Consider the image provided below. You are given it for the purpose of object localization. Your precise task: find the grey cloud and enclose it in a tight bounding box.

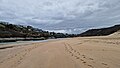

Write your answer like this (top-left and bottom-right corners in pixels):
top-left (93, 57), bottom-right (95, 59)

top-left (0, 0), bottom-right (120, 34)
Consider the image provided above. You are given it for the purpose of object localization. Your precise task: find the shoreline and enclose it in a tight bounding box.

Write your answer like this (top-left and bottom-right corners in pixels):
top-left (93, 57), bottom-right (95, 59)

top-left (0, 38), bottom-right (64, 50)
top-left (0, 37), bottom-right (46, 43)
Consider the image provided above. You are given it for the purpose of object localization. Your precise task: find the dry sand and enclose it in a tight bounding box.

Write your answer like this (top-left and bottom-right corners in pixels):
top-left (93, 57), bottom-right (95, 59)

top-left (0, 36), bottom-right (120, 68)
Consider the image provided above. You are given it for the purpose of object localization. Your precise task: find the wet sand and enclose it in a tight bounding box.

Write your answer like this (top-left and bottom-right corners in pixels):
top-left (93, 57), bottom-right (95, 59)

top-left (0, 36), bottom-right (120, 68)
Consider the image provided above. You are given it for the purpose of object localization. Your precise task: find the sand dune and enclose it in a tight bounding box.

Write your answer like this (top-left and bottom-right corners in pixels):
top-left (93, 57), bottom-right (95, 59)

top-left (0, 36), bottom-right (120, 68)
top-left (109, 30), bottom-right (120, 37)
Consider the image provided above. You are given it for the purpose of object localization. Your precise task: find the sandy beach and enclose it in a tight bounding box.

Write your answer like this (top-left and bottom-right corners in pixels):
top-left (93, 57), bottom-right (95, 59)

top-left (0, 36), bottom-right (120, 68)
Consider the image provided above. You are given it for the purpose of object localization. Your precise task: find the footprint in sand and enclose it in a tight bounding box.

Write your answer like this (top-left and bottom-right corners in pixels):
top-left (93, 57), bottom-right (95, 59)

top-left (74, 50), bottom-right (76, 52)
top-left (83, 61), bottom-right (86, 64)
top-left (71, 48), bottom-right (73, 50)
top-left (102, 62), bottom-right (108, 66)
top-left (69, 51), bottom-right (72, 53)
top-left (83, 56), bottom-right (86, 58)
top-left (0, 61), bottom-right (3, 64)
top-left (19, 57), bottom-right (23, 60)
top-left (82, 55), bottom-right (86, 58)
top-left (14, 54), bottom-right (18, 56)
top-left (87, 64), bottom-right (94, 68)
top-left (102, 63), bottom-right (108, 65)
top-left (101, 62), bottom-right (109, 68)
top-left (76, 56), bottom-right (80, 59)
top-left (82, 55), bottom-right (85, 56)
top-left (80, 59), bottom-right (84, 61)
top-left (89, 58), bottom-right (94, 60)
top-left (24, 49), bottom-right (28, 51)
top-left (77, 52), bottom-right (80, 55)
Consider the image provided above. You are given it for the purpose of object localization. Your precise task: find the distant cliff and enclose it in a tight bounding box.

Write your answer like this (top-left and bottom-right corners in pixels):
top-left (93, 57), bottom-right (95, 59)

top-left (79, 24), bottom-right (120, 37)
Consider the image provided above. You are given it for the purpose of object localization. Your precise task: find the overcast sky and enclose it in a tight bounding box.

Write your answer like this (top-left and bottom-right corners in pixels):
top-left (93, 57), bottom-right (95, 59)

top-left (0, 0), bottom-right (120, 34)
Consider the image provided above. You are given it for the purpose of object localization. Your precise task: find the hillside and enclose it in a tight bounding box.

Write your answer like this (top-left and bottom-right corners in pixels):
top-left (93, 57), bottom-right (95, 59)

top-left (79, 24), bottom-right (120, 37)
top-left (0, 21), bottom-right (78, 38)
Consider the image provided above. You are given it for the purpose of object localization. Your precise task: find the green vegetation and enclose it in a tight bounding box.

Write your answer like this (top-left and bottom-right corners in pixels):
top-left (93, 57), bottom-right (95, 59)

top-left (0, 21), bottom-right (78, 38)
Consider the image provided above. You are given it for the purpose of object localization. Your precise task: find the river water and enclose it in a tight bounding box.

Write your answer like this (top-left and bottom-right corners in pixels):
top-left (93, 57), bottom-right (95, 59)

top-left (0, 39), bottom-right (63, 46)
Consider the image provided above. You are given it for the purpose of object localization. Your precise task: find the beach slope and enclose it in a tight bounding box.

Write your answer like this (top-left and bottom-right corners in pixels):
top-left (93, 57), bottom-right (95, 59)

top-left (0, 36), bottom-right (120, 68)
